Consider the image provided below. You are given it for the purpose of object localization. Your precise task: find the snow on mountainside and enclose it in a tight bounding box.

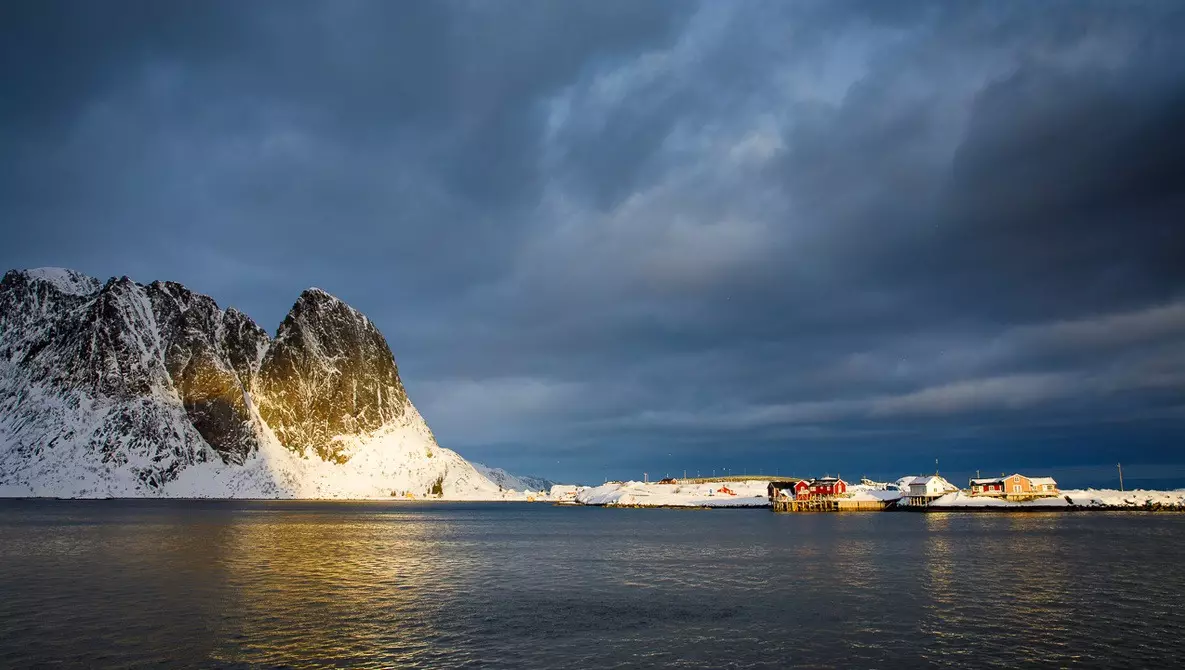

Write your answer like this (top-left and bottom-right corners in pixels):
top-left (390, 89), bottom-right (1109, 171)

top-left (19, 267), bottom-right (103, 296)
top-left (0, 267), bottom-right (502, 499)
top-left (472, 463), bottom-right (556, 492)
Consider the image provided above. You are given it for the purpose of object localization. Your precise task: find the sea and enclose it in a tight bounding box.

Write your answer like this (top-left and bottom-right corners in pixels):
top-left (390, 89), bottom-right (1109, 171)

top-left (1, 500), bottom-right (1183, 668)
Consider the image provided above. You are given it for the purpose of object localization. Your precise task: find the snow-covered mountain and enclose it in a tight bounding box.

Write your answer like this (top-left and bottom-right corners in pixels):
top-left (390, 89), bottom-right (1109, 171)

top-left (472, 463), bottom-right (556, 493)
top-left (0, 267), bottom-right (503, 499)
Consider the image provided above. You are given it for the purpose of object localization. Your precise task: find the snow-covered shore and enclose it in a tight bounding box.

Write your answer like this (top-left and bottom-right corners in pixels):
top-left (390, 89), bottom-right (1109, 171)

top-left (925, 489), bottom-right (1185, 510)
top-left (576, 480), bottom-right (772, 508)
top-left (573, 480), bottom-right (909, 508)
top-left (568, 479), bottom-right (1185, 512)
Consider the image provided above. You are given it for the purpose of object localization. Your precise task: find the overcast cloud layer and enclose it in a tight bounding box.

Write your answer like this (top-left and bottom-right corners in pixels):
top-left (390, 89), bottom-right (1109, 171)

top-left (3, 0), bottom-right (1184, 485)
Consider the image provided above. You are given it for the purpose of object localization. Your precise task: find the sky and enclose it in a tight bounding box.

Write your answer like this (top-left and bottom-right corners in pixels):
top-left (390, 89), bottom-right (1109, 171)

top-left (2, 1), bottom-right (1184, 487)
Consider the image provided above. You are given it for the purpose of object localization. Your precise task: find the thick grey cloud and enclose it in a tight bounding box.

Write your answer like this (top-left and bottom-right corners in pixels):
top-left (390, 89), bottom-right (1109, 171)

top-left (2, 0), bottom-right (1183, 484)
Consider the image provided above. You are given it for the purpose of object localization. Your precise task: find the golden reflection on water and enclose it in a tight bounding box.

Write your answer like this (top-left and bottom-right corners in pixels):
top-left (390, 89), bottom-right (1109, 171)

top-left (835, 524), bottom-right (881, 592)
top-left (918, 512), bottom-right (1079, 663)
top-left (207, 506), bottom-right (459, 668)
top-left (922, 513), bottom-right (956, 606)
top-left (997, 514), bottom-right (1073, 659)
top-left (918, 512), bottom-right (982, 660)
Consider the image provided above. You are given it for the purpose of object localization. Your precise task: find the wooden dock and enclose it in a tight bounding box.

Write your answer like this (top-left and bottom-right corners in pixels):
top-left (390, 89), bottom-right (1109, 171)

top-left (773, 498), bottom-right (894, 513)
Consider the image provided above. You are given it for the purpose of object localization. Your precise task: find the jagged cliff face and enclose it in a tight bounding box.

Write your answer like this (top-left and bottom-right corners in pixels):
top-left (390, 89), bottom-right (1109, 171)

top-left (0, 270), bottom-right (216, 490)
top-left (257, 288), bottom-right (417, 463)
top-left (0, 268), bottom-right (497, 499)
top-left (146, 281), bottom-right (269, 465)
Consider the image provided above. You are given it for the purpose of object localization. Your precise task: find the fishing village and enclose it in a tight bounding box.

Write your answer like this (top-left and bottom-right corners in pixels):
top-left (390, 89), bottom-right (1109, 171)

top-left (548, 468), bottom-right (1185, 512)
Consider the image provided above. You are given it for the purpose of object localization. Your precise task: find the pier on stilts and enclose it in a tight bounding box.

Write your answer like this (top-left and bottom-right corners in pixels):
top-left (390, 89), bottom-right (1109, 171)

top-left (773, 498), bottom-right (894, 513)
top-left (768, 478), bottom-right (897, 512)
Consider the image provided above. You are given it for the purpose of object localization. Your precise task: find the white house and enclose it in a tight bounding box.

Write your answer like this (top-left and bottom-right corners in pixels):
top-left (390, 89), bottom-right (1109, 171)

top-left (905, 475), bottom-right (958, 506)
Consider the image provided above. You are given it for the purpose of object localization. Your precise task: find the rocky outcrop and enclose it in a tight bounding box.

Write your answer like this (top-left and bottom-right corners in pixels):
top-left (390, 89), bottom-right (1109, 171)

top-left (146, 281), bottom-right (269, 465)
top-left (0, 267), bottom-right (495, 499)
top-left (257, 288), bottom-right (418, 462)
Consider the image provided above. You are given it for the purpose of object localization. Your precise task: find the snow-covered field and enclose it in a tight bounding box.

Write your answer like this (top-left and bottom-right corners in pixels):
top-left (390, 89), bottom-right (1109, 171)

top-left (926, 489), bottom-right (1185, 509)
top-left (576, 480), bottom-right (772, 507)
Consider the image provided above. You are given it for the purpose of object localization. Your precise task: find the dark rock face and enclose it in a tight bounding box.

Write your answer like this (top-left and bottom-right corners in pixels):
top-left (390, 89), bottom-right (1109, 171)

top-left (257, 288), bottom-right (415, 462)
top-left (2, 272), bottom-right (163, 399)
top-left (146, 281), bottom-right (270, 465)
top-left (221, 307), bottom-right (269, 395)
top-left (1, 271), bottom-right (214, 488)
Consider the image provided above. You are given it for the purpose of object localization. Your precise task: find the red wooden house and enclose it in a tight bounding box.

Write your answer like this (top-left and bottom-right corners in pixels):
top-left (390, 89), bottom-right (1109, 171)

top-left (795, 476), bottom-right (848, 500)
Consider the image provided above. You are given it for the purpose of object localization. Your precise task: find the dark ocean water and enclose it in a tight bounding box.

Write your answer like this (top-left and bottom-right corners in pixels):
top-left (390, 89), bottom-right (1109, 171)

top-left (1, 501), bottom-right (1183, 669)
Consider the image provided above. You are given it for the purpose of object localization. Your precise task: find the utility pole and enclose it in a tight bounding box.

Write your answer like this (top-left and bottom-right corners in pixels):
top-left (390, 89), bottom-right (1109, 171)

top-left (935, 458), bottom-right (939, 475)
top-left (1118, 463), bottom-right (1124, 492)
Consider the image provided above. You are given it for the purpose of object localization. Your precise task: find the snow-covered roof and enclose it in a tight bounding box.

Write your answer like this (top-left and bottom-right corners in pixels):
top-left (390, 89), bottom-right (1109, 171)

top-left (970, 477), bottom-right (1004, 485)
top-left (909, 475), bottom-right (958, 492)
top-left (1029, 477), bottom-right (1057, 486)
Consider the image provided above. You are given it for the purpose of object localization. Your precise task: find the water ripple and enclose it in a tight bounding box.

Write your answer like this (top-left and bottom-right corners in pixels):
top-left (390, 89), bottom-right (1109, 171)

top-left (1, 502), bottom-right (1183, 668)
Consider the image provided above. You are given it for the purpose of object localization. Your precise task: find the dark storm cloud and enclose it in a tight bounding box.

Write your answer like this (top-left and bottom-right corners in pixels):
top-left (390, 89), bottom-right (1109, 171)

top-left (1, 0), bottom-right (692, 320)
top-left (2, 0), bottom-right (1183, 482)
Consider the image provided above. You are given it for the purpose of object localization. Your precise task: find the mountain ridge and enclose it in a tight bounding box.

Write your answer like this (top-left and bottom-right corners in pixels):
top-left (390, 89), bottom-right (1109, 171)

top-left (472, 463), bottom-right (557, 493)
top-left (0, 267), bottom-right (503, 499)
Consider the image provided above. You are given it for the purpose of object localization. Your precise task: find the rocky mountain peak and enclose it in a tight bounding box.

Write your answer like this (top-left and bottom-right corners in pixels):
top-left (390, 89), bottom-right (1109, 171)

top-left (257, 287), bottom-right (414, 462)
top-left (10, 267), bottom-right (103, 297)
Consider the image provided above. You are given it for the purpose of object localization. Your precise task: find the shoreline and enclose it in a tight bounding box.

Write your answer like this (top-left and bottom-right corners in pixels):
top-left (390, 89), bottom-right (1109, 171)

top-left (900, 505), bottom-right (1185, 513)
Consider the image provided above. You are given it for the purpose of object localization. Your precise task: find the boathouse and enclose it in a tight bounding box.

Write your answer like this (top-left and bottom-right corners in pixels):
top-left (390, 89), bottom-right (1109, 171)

top-left (772, 476), bottom-right (896, 512)
top-left (905, 475), bottom-right (958, 506)
top-left (767, 481), bottom-right (798, 501)
top-left (795, 476), bottom-right (848, 499)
